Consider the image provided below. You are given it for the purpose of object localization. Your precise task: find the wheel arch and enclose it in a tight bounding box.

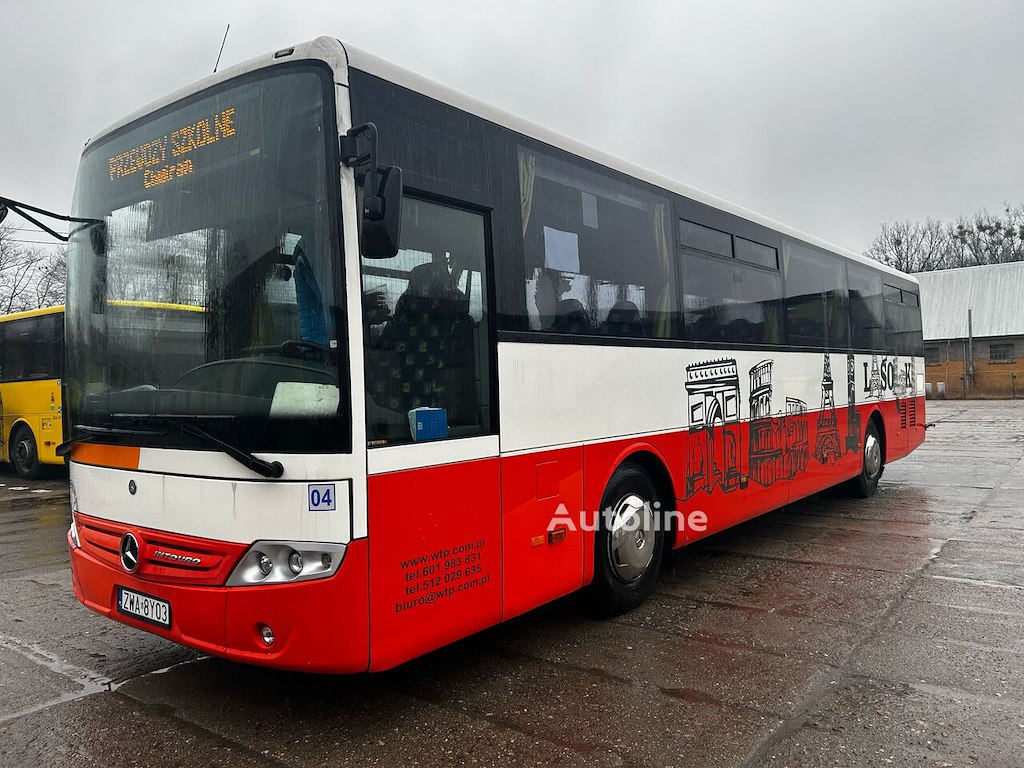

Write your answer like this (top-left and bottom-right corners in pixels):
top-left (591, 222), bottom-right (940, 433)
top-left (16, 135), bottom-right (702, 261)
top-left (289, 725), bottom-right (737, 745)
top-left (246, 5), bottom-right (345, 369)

top-left (587, 446), bottom-right (671, 616)
top-left (602, 444), bottom-right (678, 548)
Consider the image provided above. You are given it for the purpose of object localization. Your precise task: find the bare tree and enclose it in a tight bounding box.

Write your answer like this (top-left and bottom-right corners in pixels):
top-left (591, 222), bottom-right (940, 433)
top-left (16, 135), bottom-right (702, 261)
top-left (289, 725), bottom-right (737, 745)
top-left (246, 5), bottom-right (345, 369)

top-left (0, 225), bottom-right (67, 313)
top-left (864, 218), bottom-right (950, 272)
top-left (947, 205), bottom-right (1024, 267)
top-left (865, 203), bottom-right (1024, 272)
top-left (30, 245), bottom-right (67, 308)
top-left (0, 224), bottom-right (39, 314)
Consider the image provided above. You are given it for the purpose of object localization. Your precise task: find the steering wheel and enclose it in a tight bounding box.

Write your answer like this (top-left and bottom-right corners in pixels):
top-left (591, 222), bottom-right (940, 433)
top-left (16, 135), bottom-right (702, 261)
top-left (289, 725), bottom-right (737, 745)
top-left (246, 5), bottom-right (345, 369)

top-left (279, 339), bottom-right (330, 361)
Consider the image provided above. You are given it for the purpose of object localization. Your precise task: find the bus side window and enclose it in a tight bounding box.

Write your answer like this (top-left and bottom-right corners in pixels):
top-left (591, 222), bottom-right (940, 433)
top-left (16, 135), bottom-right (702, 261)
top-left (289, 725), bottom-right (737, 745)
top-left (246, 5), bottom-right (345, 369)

top-left (518, 147), bottom-right (675, 339)
top-left (783, 241), bottom-right (850, 349)
top-left (678, 225), bottom-right (784, 346)
top-left (848, 264), bottom-right (885, 351)
top-left (1, 317), bottom-right (40, 381)
top-left (884, 285), bottom-right (924, 357)
top-left (360, 197), bottom-right (493, 445)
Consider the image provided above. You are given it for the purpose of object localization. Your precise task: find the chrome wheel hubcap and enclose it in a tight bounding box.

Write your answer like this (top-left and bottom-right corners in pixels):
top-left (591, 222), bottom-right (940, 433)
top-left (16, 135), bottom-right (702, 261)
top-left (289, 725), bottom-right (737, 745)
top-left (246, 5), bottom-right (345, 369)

top-left (606, 493), bottom-right (656, 583)
top-left (864, 433), bottom-right (881, 479)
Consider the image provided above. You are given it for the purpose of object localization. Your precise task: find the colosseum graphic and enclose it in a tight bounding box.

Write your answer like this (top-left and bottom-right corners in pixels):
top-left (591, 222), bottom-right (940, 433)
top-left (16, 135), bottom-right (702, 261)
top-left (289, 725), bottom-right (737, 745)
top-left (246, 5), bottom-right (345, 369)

top-left (747, 360), bottom-right (810, 487)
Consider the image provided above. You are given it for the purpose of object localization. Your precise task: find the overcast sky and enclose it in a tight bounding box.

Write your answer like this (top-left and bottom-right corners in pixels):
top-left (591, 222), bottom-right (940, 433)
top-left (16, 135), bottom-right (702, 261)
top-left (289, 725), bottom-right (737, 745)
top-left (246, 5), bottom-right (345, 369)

top-left (2, 0), bottom-right (1022, 253)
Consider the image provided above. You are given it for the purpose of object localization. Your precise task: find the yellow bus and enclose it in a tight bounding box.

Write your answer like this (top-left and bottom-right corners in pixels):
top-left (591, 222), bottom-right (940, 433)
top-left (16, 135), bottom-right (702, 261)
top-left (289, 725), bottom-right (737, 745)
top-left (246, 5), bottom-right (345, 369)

top-left (0, 305), bottom-right (64, 479)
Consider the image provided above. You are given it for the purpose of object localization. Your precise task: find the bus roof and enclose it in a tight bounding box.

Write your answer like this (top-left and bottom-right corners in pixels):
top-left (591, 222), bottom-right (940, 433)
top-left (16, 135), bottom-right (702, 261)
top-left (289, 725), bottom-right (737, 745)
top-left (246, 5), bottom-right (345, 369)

top-left (0, 305), bottom-right (64, 323)
top-left (80, 36), bottom-right (914, 285)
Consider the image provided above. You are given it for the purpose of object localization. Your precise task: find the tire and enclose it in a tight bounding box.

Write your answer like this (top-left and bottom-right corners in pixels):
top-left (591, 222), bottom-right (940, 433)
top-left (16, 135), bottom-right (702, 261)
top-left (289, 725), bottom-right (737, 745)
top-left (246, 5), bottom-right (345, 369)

top-left (11, 425), bottom-right (41, 481)
top-left (849, 419), bottom-right (883, 498)
top-left (590, 462), bottom-right (665, 616)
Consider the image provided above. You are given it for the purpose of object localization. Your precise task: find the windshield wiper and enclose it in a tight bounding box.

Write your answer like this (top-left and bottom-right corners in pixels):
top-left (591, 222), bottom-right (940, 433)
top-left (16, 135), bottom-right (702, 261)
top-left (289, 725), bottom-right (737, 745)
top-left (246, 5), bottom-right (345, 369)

top-left (179, 421), bottom-right (284, 479)
top-left (110, 414), bottom-right (285, 479)
top-left (60, 417), bottom-right (284, 479)
top-left (56, 424), bottom-right (167, 457)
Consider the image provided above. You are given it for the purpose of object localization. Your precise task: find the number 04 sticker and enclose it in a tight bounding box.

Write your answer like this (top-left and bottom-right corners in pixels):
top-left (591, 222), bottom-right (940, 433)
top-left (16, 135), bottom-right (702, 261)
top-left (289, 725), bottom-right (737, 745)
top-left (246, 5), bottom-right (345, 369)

top-left (307, 483), bottom-right (336, 511)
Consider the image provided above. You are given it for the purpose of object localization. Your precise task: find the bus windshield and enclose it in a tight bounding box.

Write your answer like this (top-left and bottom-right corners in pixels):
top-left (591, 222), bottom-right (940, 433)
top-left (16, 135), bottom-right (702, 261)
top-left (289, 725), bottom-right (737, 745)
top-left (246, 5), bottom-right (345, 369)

top-left (65, 64), bottom-right (348, 454)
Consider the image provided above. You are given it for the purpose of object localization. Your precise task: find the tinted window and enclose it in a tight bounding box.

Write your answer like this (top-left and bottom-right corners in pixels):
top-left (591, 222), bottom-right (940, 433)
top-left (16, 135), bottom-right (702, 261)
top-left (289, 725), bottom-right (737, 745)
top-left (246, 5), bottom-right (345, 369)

top-left (783, 241), bottom-right (849, 348)
top-left (883, 284), bottom-right (924, 357)
top-left (361, 197), bottom-right (493, 445)
top-left (0, 315), bottom-right (60, 382)
top-left (680, 250), bottom-right (784, 344)
top-left (735, 237), bottom-right (778, 269)
top-left (847, 264), bottom-right (885, 350)
top-left (909, 305), bottom-right (924, 356)
top-left (679, 219), bottom-right (732, 258)
top-left (519, 147), bottom-right (675, 338)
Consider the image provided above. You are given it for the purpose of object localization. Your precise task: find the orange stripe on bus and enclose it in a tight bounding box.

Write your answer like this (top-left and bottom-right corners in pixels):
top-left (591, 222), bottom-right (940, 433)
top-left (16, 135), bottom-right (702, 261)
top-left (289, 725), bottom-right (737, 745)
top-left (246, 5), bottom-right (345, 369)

top-left (71, 443), bottom-right (141, 470)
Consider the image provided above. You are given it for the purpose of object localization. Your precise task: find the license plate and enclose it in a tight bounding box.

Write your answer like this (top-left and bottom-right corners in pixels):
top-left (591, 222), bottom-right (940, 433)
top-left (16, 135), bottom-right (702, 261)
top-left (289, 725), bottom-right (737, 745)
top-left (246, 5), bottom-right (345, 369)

top-left (116, 586), bottom-right (171, 629)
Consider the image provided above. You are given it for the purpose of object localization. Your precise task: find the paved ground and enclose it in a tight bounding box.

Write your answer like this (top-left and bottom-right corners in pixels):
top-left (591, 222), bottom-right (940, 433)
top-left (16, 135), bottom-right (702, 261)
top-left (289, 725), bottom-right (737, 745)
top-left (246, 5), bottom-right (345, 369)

top-left (1, 400), bottom-right (1023, 767)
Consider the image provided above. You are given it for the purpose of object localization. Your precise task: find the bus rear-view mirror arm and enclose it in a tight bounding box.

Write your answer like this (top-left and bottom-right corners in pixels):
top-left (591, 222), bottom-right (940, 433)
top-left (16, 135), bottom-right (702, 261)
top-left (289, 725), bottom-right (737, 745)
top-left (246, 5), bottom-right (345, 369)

top-left (0, 195), bottom-right (106, 254)
top-left (340, 123), bottom-right (403, 259)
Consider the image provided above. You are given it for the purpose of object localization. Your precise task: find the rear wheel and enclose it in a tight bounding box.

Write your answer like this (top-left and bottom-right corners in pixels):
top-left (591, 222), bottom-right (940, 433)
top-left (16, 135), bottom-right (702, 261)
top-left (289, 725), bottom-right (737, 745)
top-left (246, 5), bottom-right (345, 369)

top-left (11, 425), bottom-right (41, 481)
top-left (849, 420), bottom-right (883, 498)
top-left (590, 463), bottom-right (665, 616)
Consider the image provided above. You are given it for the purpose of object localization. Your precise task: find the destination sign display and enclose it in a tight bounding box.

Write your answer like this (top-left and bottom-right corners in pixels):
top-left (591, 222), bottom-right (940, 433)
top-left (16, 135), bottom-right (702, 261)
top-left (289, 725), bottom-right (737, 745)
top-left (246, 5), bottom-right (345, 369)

top-left (107, 108), bottom-right (238, 190)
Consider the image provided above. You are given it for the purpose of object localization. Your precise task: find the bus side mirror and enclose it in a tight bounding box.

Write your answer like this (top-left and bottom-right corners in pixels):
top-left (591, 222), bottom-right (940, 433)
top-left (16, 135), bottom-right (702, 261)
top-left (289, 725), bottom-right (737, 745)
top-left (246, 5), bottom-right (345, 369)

top-left (360, 165), bottom-right (403, 259)
top-left (88, 221), bottom-right (108, 257)
top-left (341, 122), bottom-right (404, 259)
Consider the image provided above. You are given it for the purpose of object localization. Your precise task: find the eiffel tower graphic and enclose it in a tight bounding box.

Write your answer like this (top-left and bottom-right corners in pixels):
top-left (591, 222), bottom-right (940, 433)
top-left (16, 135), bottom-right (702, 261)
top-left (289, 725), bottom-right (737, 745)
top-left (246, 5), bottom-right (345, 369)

top-left (892, 355), bottom-right (906, 397)
top-left (845, 352), bottom-right (861, 454)
top-left (867, 354), bottom-right (883, 399)
top-left (814, 354), bottom-right (841, 464)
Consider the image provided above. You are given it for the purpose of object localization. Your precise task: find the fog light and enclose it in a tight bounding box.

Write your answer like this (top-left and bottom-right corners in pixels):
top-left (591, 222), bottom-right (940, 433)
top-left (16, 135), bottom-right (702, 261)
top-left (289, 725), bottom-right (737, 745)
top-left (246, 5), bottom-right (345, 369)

top-left (321, 553), bottom-right (332, 569)
top-left (259, 624), bottom-right (275, 646)
top-left (288, 551), bottom-right (303, 575)
top-left (257, 552), bottom-right (273, 576)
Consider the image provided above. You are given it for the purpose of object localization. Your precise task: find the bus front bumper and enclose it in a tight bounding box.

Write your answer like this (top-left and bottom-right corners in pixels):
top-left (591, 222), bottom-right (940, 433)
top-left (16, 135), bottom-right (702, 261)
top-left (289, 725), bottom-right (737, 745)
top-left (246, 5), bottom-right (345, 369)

top-left (68, 534), bottom-right (370, 673)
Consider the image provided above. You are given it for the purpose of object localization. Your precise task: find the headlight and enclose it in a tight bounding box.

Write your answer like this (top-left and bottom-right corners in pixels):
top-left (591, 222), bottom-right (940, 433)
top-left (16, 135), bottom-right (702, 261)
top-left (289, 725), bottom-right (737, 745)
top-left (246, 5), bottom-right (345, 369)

top-left (257, 552), bottom-right (273, 576)
top-left (226, 541), bottom-right (346, 586)
top-left (69, 514), bottom-right (80, 549)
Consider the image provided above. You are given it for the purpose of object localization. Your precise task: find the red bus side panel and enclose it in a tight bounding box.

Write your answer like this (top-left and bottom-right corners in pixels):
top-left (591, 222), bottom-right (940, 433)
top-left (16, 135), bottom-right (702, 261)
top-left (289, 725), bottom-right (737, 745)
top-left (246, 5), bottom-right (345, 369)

top-left (500, 447), bottom-right (584, 621)
top-left (367, 458), bottom-right (502, 671)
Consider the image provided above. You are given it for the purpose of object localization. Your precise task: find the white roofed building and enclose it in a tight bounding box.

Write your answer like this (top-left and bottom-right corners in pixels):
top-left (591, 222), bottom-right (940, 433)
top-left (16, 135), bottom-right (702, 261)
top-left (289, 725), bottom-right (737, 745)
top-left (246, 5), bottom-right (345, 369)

top-left (916, 261), bottom-right (1024, 398)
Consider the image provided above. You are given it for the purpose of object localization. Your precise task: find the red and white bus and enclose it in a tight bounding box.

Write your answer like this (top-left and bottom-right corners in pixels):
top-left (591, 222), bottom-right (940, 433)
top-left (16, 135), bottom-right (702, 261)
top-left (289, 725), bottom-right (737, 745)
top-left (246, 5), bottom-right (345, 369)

top-left (65, 37), bottom-right (925, 672)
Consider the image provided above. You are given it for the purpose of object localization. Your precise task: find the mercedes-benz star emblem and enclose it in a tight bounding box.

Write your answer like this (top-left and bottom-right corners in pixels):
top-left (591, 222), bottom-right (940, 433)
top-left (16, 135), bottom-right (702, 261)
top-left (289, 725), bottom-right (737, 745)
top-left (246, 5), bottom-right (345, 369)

top-left (119, 532), bottom-right (140, 573)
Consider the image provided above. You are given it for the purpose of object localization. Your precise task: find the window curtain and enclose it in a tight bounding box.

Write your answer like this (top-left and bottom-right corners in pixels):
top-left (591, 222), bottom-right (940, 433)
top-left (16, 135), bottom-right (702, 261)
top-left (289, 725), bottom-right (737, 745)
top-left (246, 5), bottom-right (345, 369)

top-left (519, 151), bottom-right (536, 237)
top-left (653, 201), bottom-right (672, 338)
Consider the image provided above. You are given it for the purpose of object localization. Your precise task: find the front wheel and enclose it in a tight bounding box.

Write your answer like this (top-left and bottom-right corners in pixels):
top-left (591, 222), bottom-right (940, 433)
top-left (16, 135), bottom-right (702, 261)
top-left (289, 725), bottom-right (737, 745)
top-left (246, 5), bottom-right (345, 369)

top-left (11, 425), bottom-right (41, 481)
top-left (590, 463), bottom-right (665, 616)
top-left (849, 420), bottom-right (884, 498)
